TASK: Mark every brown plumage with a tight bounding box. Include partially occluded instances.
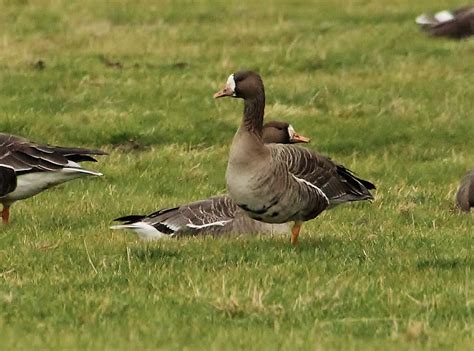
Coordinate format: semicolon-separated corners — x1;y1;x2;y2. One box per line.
0;133;106;223
110;121;309;239
214;71;375;245
456;169;474;212
111;195;290;240
416;6;474;39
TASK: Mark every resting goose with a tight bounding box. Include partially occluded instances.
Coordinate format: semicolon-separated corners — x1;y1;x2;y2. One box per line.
0;133;106;223
456;169;474;212
214;71;376;245
416;6;474;39
110;121;310;240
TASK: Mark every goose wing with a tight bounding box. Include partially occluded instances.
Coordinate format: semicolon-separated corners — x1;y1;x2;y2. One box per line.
114;195;239;236
268;144;375;205
0;133;106;174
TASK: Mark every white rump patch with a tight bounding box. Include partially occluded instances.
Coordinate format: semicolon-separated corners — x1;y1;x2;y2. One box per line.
186;219;232;229
434;10;455;23
415;14;435;25
110;222;170;241
291;173;329;205
226;74;236;96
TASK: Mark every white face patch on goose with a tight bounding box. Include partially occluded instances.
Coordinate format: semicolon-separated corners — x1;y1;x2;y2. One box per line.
226;74;236;96
287;124;295;140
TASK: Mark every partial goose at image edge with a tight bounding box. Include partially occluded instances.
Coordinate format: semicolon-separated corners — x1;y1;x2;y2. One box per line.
0;133;107;224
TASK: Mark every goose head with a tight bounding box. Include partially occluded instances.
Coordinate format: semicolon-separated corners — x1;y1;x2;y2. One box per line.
213;71;264;100
262;121;310;144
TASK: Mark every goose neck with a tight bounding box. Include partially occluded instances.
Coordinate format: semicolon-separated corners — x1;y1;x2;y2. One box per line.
242;94;265;136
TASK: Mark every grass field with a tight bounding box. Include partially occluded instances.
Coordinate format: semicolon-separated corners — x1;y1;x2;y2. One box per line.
0;0;473;349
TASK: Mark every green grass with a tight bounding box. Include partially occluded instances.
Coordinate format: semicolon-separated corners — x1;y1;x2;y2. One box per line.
0;0;473;349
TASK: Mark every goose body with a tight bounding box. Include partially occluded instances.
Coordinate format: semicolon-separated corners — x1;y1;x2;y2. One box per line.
111;121;308;240
0;133;106;223
456;169;474;212
226;141;328;224
227;143;374;224
416;6;474;39
111;195;290;240
214;71;375;244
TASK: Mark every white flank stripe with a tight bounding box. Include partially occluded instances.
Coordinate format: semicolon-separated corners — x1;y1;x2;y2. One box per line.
186;219;232;229
291;173;329;205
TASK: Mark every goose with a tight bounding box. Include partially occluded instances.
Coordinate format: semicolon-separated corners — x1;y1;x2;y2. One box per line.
456;169;474;212
214;70;376;245
0;133;106;223
415;6;474;39
110;121;310;240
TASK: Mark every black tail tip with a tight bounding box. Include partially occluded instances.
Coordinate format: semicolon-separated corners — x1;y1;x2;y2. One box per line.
113;214;146;224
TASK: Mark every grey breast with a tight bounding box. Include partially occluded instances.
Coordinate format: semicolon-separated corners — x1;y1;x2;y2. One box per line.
232;144;330;224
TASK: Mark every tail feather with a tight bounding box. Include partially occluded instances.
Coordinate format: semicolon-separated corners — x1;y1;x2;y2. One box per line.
66;155;100;163
51;146;108;164
337;166;376;190
113;214;147;224
112;211;177;236
52;146;108;156
331;166;376;203
110;221;170;240
416;14;436;25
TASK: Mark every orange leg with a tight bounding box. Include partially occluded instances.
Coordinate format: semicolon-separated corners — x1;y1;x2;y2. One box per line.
290;222;302;245
2;206;10;224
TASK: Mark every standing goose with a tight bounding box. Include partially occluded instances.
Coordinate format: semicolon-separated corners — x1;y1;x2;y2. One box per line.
214;71;376;245
0;133;106;223
416;6;474;39
110;121;310;240
456;169;474;212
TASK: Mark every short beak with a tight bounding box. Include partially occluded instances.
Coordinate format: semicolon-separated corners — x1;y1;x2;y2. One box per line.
290;133;310;143
213;84;233;99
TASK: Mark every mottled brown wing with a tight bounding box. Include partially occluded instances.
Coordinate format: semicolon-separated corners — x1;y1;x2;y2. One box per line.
0;133;106;174
115;195;239;236
268;144;375;204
